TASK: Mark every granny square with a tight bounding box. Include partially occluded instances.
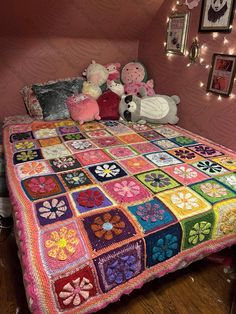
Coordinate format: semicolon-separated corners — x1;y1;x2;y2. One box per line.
135;169;180;193
103;177;152;204
131;142;160;154
62;133;86;142
93;239;144;292
138;130;163;141
79;121;105;132
158;187;211;219
188;144;223;157
119;156;156;174
13;149;43;165
118;133;147;144
61;170;93;189
39;137;62;147
85;129;111;138
144;152;182;167
190;179;235;204
34;128;58;139
65;140;97;153
180;210;214;250
75;149;112;166
145;223;182;267
41;144;72;159
16;160;52;180
92;136;123;148
82;208;137;251
22;174;65;200
212;198;236;238
215;173;236;191
128;198;177;234
13;140;38;152
191;160;229;176
49;156;81;172
71;186;113;214
105;146;137;159
130;124;151;132
57;125;80;135
88;162;127;182
152;139;179;150
54;265;99;310
168;148;203;163
170;136;198;146
105;123;134;135
10;131;34;143
211;155;236;171
35;195;73;226
163;164;209;185
40;222;87;273
152;126;182;138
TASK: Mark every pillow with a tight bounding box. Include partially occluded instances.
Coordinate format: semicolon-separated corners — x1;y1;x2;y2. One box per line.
21;86;43;120
97;90;120;120
32;78;85;120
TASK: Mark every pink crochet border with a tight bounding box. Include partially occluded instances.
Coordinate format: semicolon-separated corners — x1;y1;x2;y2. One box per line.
4;123;236;314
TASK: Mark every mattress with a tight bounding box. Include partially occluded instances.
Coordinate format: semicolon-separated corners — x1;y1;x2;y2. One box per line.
3;119;236;313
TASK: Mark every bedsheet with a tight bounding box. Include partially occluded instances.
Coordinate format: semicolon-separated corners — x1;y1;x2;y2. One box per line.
3;119;236;313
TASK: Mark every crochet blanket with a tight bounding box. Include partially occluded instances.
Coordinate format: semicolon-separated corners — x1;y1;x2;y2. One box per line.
3;119;236;314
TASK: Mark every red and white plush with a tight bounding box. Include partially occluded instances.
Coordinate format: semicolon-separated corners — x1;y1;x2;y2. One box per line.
107;80;124;97
66;94;101;124
105;62;121;81
124;79;155;97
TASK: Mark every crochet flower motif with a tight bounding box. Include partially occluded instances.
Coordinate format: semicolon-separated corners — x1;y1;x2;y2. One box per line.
64;172;87;185
52;157;76;169
194;145;216;156
156;127;180;138
95;164;120;178
219;205;236;235
98;137;118;146
171;192;199;210
14;141;35;151
174;149;195;160
88;130;107;137
197;160;222;173
157;140;176;149
188;221;211;245
45;227;79;260
106;254;138;285
20;161;46;176
104;120;119;127
173;166;198;179
200;182;227;198
144;173;171;188
16;150;38;162
132;124;149;131
71;141;92;150
28;176;56;193
174;136;194;144
38;198;68;220
91;212;125;240
136;202;165;222
77;189;104;208
59;277;93;306
225;175;236;188
152;234;178;262
35;128;57;138
113;180;140;197
109;147;134;158
64;134;84;141
11;132;31;141
151;153;174;165
59;126;79;134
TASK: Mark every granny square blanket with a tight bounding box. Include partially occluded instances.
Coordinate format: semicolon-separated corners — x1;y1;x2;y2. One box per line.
3;119;236;313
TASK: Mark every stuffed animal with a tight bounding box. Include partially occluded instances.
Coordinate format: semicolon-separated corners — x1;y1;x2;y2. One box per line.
66;94;101;124
121;61;147;84
119;94;180;124
107;80;124;97
97;90;120;120
82;81;102;99
105;63;121;81
124;79;155;97
84;60;109;86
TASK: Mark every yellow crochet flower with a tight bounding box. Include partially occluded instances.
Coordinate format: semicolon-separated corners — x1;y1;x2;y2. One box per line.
45;227;79;261
15;141;34;150
219;207;236;235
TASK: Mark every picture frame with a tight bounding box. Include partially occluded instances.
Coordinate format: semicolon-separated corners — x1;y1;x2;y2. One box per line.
207;53;236;96
199;0;235;32
166;12;190;55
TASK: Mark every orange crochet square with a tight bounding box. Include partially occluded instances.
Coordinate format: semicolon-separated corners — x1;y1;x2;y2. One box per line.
118;134;147;144
39;137;62;147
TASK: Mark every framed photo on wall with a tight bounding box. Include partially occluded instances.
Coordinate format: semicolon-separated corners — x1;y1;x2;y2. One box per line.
199;0;235;32
207;53;236;96
166;12;190;55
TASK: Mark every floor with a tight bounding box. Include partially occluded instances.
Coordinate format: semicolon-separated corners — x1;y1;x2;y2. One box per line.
0;228;235;314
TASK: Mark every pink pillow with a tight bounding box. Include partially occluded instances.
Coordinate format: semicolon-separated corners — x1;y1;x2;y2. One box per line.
66;94;101;124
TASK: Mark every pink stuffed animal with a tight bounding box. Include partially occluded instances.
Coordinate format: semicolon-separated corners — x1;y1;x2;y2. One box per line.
105;63;121;81
66;94;101;124
124;79;155;97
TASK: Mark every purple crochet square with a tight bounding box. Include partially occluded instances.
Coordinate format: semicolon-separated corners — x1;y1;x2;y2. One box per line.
82;208;137;251
93;239;144;292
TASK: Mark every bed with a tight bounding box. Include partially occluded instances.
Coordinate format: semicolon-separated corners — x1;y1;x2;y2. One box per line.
3;118;236;313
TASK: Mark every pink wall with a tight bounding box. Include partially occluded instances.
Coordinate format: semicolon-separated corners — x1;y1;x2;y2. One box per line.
139;0;236;150
0;0;164;121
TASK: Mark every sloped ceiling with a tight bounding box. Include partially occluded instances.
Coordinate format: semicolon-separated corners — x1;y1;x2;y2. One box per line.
0;0;165;39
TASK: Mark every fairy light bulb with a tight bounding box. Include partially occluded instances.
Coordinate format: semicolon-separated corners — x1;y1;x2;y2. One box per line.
206;93;210;96
164;42;167;47
200;82;204;87
230;94;235;99
218;95;222;101
205;65;209;69
212;32;219;39
186;63;191;67
200;58;204;64
223;37;229;45
229;48;235;54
